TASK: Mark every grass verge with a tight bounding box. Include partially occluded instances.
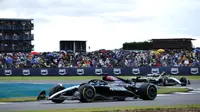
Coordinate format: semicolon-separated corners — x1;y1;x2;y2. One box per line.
10;104;200;112
0;75;200;81
158;87;189;94
0;97;36;102
0;87;189;102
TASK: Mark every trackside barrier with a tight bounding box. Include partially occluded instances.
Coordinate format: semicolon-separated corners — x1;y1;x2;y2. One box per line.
0;67;199;76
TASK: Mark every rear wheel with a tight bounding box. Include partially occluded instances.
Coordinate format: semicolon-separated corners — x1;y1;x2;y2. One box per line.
78;85;96;103
49;84;65;103
180;77;187;86
139;83;157;100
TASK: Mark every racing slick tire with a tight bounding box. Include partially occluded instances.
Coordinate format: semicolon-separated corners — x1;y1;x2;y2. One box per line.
180;77;187;86
139;83;157;100
49;84;65;103
78;84;96;103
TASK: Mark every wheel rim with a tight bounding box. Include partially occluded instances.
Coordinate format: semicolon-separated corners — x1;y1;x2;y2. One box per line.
148;86;157;99
85;88;95;99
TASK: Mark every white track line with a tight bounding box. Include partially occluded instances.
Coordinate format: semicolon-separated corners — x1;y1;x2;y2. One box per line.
174;92;196;95
195;88;200;91
0;102;12;105
157;94;172;97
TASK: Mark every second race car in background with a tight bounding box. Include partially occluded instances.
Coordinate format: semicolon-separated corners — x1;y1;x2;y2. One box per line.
130;72;191;86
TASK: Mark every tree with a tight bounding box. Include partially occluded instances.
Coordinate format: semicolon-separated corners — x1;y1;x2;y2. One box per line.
122;41;153;50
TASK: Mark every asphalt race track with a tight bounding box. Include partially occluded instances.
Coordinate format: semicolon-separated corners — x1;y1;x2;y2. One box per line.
1;94;200;112
0;80;200;112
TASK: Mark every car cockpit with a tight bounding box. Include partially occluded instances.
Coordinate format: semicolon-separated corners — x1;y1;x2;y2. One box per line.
88;79;109;86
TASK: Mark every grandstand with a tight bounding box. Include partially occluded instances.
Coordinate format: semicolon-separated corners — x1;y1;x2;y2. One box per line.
151;38;195;49
123;38;196;50
60;40;87;54
0;18;34;53
0;19;199;69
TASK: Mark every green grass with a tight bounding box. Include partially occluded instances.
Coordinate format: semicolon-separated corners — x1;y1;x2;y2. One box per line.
158;87;189;94
0;97;36;102
10;104;200;112
0;75;200;81
0;87;189;102
0;76;103;81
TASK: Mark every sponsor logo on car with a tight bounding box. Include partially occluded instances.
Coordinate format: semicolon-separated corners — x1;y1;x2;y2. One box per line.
113;68;121;75
4;70;12;76
23;69;30;76
41;69;48;75
110;86;127;91
77;69;84;75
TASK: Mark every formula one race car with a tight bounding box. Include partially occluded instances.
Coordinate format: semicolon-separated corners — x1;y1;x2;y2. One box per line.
37;76;157;103
130;72;191;86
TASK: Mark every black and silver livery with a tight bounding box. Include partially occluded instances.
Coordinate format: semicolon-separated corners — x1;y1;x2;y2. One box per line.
37;76;157;103
131;72;191;86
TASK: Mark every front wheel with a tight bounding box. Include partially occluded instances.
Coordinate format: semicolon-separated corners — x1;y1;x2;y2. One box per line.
49;84;65;103
139;83;157;100
78;85;96;103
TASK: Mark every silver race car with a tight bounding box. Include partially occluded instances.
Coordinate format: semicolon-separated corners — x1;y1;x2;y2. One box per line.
37;76;157;103
131;72;191;86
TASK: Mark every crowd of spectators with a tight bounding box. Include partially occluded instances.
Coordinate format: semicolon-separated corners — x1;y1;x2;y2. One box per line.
0;20;33;30
0;20;34;41
0;32;33;41
0;49;200;68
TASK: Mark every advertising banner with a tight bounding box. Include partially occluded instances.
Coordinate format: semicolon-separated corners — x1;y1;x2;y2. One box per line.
0;67;199;76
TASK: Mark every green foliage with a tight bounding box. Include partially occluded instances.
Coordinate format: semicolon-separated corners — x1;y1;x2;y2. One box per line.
122;41;153;50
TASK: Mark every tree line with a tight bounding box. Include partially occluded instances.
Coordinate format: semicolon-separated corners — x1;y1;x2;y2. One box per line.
122;41;153;50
